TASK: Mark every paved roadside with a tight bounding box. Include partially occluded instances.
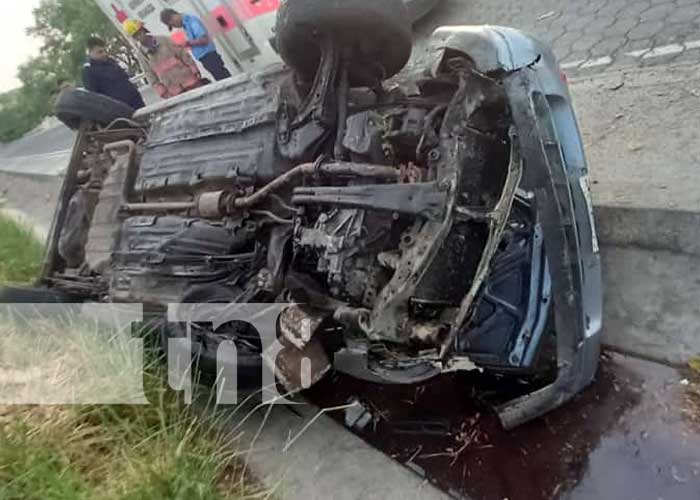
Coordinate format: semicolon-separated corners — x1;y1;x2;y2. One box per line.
0;118;74;177
305;352;700;500
571;61;700;210
0;150;72;177
0;118;74;159
233;403;453;500
416;0;700;74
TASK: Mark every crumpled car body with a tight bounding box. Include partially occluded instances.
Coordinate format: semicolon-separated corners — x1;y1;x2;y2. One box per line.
38;25;602;429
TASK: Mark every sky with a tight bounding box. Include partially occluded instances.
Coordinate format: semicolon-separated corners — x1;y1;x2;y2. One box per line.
1;1;43;93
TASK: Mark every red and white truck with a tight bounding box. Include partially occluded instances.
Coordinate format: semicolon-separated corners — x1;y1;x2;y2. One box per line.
93;0;282;75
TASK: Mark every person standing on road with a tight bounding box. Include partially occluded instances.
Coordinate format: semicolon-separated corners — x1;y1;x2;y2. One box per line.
123;19;205;100
82;36;145;110
159;9;232;81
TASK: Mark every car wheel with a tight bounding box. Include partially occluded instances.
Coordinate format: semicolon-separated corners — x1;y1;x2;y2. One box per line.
54;87;135;130
275;0;413;81
165;285;263;389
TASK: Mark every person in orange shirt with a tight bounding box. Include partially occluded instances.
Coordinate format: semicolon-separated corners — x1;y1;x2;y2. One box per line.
123;19;205;99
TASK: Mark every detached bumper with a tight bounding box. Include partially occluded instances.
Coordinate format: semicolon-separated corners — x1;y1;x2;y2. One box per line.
495;69;601;429
431;25;602;428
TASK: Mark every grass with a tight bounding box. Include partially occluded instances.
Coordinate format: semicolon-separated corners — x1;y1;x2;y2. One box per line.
0;212;267;499
0;314;266;500
0;212;44;284
0;371;262;500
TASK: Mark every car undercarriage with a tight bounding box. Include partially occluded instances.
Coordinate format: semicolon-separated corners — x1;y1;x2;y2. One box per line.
30;2;602;429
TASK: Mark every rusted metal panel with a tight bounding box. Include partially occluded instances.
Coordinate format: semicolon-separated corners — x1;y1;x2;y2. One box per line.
136;66;290;192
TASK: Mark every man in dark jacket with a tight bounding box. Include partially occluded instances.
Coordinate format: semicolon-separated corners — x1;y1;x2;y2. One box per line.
82;36;145;110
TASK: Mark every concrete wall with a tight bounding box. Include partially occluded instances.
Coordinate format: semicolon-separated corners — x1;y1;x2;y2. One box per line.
596;206;700;364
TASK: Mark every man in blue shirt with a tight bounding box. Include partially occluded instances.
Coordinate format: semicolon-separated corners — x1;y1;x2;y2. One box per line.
82;37;145;109
160;9;232;81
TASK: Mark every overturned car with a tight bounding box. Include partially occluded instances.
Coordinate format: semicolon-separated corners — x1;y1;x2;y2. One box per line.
7;0;602;428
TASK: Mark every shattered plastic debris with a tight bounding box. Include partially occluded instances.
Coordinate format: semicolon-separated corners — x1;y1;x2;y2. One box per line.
344;398;375;431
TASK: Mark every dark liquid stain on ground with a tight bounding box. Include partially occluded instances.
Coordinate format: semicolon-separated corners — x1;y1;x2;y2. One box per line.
304;352;700;500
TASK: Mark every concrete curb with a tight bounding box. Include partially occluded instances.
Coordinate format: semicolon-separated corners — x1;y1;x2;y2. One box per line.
0;170;65;180
596;205;700;256
234;403;453;500
0;152;70;178
596;204;700;365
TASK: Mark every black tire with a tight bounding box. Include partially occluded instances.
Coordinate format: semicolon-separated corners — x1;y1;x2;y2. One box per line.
275;0;413;81
0;286;81;304
165;285;263;388
54;88;135;130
